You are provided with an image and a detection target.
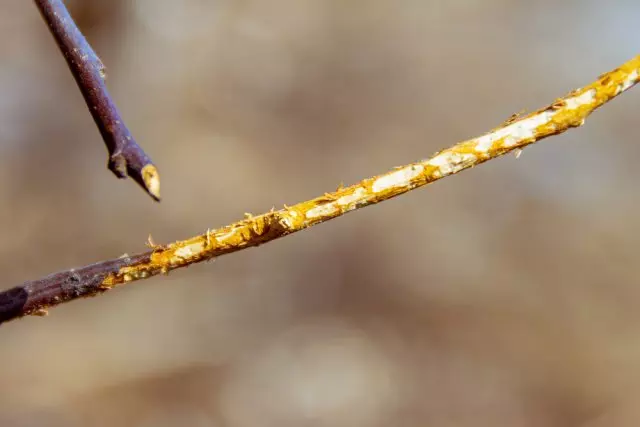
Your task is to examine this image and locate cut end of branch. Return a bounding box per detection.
[33,0,161,203]
[108,153,161,201]
[142,164,161,201]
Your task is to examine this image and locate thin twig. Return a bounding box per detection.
[1,55,638,324]
[33,0,160,201]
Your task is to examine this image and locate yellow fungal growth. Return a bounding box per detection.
[91,56,640,291]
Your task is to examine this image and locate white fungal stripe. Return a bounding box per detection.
[174,242,204,259]
[372,165,424,193]
[473,112,550,152]
[564,89,596,109]
[306,203,339,219]
[476,113,548,150]
[427,152,477,176]
[337,188,366,207]
[502,135,519,147]
[474,137,494,153]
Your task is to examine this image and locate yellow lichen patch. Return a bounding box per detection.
[90,55,640,298]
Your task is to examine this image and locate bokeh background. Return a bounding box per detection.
[1,0,640,425]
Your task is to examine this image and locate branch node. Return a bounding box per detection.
[108,153,128,179]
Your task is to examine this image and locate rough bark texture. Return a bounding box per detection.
[0,253,151,323]
[0,54,638,324]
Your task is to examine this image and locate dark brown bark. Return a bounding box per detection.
[0,251,153,324]
[33,0,160,201]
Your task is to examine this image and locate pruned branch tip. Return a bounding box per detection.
[33,0,160,201]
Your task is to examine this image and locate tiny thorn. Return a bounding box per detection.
[145,234,157,248]
[141,164,161,201]
[502,110,526,126]
[33,308,49,317]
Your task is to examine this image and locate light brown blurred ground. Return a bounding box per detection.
[1,0,640,426]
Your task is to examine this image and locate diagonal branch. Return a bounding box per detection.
[1,55,639,324]
[33,0,160,201]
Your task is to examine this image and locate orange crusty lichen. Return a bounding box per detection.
[97,56,640,291]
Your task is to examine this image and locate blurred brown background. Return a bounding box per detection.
[1,0,640,426]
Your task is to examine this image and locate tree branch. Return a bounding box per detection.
[33,0,160,201]
[1,55,638,324]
